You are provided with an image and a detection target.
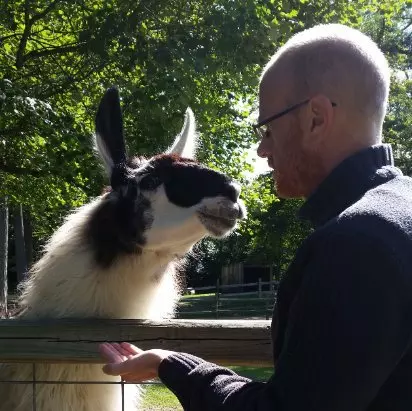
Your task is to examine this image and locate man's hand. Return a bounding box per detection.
[99,342,175,382]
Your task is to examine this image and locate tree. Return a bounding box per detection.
[2,0,411,288]
[0,197,8,313]
[1,0,275,240]
[360,2,412,173]
[191,0,412,286]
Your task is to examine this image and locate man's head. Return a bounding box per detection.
[256,24,390,198]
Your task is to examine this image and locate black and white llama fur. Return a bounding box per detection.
[0,87,246,411]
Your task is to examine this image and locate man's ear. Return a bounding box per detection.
[303,94,334,143]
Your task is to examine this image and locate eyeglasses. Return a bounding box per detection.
[252,98,337,140]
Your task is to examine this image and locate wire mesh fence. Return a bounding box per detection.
[0,363,164,411]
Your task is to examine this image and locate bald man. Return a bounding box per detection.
[99,24,412,410]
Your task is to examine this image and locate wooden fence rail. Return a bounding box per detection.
[0,319,273,367]
[193,279,279,293]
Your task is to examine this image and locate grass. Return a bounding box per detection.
[229,365,274,380]
[142,365,274,410]
[182,292,215,299]
[176,291,275,320]
[142,384,182,410]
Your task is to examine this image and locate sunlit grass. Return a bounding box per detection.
[142,384,182,410]
[142,366,274,410]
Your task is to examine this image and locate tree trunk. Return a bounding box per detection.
[14,204,27,283]
[23,209,33,269]
[0,197,9,315]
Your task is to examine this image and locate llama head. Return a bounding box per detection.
[89,87,246,267]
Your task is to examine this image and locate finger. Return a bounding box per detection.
[112,343,130,361]
[120,373,145,383]
[99,343,116,361]
[108,343,128,362]
[102,343,124,360]
[102,356,142,376]
[119,370,158,383]
[99,343,125,363]
[120,342,144,356]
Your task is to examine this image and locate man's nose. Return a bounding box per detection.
[257,138,269,158]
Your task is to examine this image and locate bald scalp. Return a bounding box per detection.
[261,24,390,136]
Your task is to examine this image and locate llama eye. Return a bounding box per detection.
[140,175,161,191]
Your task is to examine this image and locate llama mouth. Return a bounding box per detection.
[197,210,239,237]
[199,211,237,226]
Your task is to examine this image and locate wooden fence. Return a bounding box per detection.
[192,278,278,296]
[180,279,278,320]
[1,282,277,366]
[0,318,273,367]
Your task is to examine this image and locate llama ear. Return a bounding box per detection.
[166,107,197,159]
[94,87,127,175]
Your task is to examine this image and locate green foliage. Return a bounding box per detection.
[0,0,274,237]
[360,2,412,175]
[187,0,412,284]
[2,0,412,284]
[1,0,282,236]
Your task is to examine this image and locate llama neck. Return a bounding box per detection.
[19,235,181,320]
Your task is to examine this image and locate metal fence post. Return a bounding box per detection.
[32,363,37,411]
[215,279,220,319]
[269,265,274,292]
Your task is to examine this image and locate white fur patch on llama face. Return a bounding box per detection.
[143,186,245,254]
[142,185,208,253]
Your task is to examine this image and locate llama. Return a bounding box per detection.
[0,87,246,411]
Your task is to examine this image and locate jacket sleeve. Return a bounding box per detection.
[158,231,412,410]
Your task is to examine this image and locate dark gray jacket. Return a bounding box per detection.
[159,144,412,411]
